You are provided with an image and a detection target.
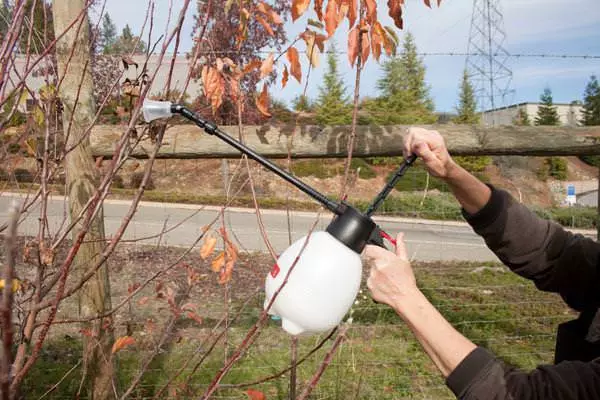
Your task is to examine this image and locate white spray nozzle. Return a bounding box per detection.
[142,100,174,123]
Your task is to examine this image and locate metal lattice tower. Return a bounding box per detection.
[466,0,513,121]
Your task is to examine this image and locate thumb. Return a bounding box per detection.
[395,233,408,261]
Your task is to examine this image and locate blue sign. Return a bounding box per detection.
[567,185,576,196]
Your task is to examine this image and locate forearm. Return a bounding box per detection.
[444,163,491,215]
[392,289,476,378]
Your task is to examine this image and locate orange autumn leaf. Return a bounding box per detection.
[256,83,272,117]
[292,0,310,21]
[243,59,263,75]
[387,0,405,30]
[348,27,359,66]
[201,66,225,113]
[371,26,382,61]
[111,336,135,354]
[286,47,302,83]
[282,64,289,88]
[200,236,217,260]
[219,260,235,284]
[257,1,283,24]
[259,53,274,79]
[256,15,275,36]
[246,389,266,400]
[361,27,371,64]
[325,0,340,37]
[365,0,377,24]
[345,0,357,28]
[314,0,324,21]
[211,252,226,272]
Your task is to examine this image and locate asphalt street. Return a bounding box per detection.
[1,193,508,262]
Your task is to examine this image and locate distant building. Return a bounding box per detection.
[482,102,583,127]
[7,54,201,112]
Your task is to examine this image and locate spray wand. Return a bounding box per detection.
[142,100,416,250]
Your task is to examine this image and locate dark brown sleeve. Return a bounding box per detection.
[447,347,600,400]
[464,186,600,311]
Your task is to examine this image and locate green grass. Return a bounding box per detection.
[21,262,570,399]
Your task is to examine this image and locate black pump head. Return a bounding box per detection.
[326,204,377,253]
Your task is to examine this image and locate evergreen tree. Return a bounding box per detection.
[581,75,600,126]
[0,2,10,41]
[110,24,147,55]
[314,43,352,125]
[292,95,313,112]
[20,0,55,53]
[453,70,479,124]
[514,108,531,126]
[535,87,560,126]
[366,32,436,124]
[100,13,117,54]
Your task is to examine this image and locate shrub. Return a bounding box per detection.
[0,168,8,181]
[130,172,155,190]
[7,142,21,154]
[578,155,600,168]
[292,160,336,179]
[14,168,34,183]
[386,166,449,193]
[546,157,568,180]
[112,175,125,189]
[350,158,376,179]
[455,156,491,173]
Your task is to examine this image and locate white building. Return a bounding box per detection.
[7,54,201,111]
[482,102,583,127]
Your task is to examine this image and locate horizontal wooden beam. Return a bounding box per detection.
[90,124,600,159]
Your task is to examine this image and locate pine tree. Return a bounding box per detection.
[110,24,147,55]
[582,75,600,126]
[20,0,55,53]
[292,95,313,112]
[314,43,352,125]
[100,13,117,54]
[0,2,10,41]
[514,108,531,126]
[366,32,436,124]
[453,70,479,124]
[535,87,560,126]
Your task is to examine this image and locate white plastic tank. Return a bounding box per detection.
[264,231,362,335]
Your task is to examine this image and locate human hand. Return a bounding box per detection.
[403,127,458,179]
[364,233,419,308]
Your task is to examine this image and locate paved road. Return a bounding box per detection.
[0,193,510,262]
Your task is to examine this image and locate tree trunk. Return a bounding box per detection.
[52,1,114,398]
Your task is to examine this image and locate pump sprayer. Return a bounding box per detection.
[142,101,416,335]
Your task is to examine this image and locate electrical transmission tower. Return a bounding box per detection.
[466,0,513,122]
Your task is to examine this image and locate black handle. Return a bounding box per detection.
[365,155,417,217]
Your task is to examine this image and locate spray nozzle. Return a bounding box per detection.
[142,100,174,123]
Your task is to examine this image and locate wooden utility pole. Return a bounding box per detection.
[52,1,113,398]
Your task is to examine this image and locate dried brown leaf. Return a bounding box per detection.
[256,83,272,117]
[292,0,311,21]
[282,65,289,88]
[200,236,217,259]
[259,53,275,79]
[111,336,135,354]
[387,0,405,30]
[286,47,302,83]
[211,252,226,272]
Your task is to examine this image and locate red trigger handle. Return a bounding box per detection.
[379,230,397,247]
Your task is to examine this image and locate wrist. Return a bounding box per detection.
[389,288,428,317]
[443,160,463,182]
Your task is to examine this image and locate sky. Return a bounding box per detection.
[96,0,600,113]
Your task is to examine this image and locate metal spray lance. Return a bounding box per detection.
[142,100,416,335]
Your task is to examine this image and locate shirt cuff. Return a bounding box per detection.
[446,347,497,398]
[461,185,506,231]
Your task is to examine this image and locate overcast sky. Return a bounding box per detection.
[96,0,600,112]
